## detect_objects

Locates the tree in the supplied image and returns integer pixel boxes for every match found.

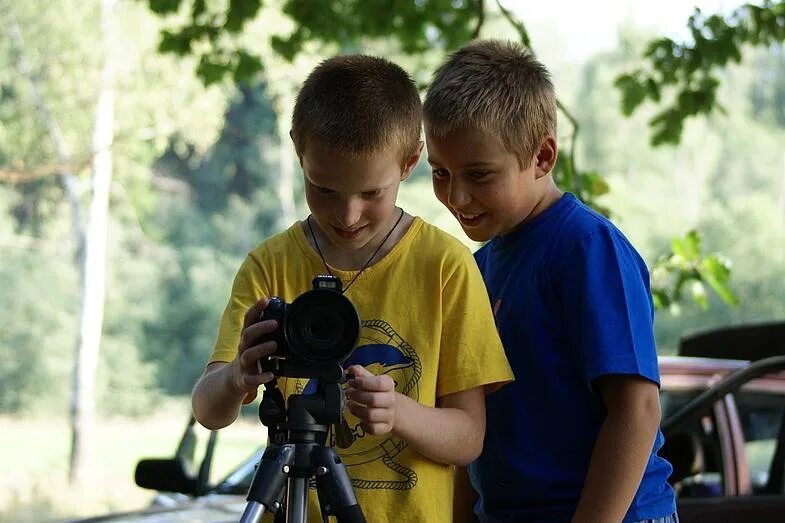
[1,0,228,484]
[4,0,117,485]
[616,1,785,145]
[142,0,745,311]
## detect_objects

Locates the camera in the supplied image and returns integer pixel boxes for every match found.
[260,275,360,381]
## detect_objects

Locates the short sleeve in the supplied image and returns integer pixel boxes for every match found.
[559,228,660,388]
[210,254,270,364]
[436,248,514,398]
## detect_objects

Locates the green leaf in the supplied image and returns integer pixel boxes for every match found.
[671,230,701,261]
[225,0,263,33]
[689,280,709,310]
[698,255,740,306]
[196,55,230,86]
[615,73,649,116]
[147,0,183,15]
[158,30,192,55]
[233,51,264,84]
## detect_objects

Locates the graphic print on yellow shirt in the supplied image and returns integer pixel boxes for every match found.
[287,318,421,491]
[210,218,513,522]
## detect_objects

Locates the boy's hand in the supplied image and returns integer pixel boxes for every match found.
[345,364,396,435]
[230,297,278,402]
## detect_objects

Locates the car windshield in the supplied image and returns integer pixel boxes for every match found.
[734,391,785,492]
[212,448,264,496]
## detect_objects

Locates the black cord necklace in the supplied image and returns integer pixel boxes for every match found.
[306,207,405,294]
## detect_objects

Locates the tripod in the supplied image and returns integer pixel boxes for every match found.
[239,365,366,523]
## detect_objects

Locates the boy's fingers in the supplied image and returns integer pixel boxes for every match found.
[239,341,277,367]
[346,389,394,408]
[350,373,394,392]
[243,371,274,388]
[242,297,270,330]
[346,402,393,434]
[240,319,278,350]
[346,364,371,377]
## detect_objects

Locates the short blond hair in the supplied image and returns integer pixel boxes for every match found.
[292,54,422,164]
[424,39,556,164]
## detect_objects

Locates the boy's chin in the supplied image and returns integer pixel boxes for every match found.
[461,227,493,243]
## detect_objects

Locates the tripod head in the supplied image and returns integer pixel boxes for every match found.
[240,364,365,523]
[259,363,345,447]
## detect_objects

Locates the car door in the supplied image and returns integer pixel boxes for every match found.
[661,356,785,523]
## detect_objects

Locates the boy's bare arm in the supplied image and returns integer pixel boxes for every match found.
[192,362,248,430]
[571,375,662,523]
[346,365,486,466]
[192,298,278,430]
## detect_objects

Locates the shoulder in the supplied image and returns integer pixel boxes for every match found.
[408,218,476,261]
[402,218,481,282]
[555,198,643,263]
[246,222,305,265]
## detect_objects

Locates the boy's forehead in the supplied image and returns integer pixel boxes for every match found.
[302,146,402,191]
[426,130,508,165]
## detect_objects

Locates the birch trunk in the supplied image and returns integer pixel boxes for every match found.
[68,0,116,485]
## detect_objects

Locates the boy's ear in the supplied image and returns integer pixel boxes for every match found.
[534,136,557,178]
[400,141,424,181]
[289,129,303,163]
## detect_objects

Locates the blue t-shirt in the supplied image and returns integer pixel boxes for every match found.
[470,193,675,522]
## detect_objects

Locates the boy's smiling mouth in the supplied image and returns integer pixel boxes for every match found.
[333,224,367,239]
[456,211,485,227]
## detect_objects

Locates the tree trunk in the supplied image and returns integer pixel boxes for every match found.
[68,0,116,486]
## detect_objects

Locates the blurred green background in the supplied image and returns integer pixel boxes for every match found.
[1,0,784,520]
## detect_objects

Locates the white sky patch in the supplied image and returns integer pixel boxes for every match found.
[505,0,744,63]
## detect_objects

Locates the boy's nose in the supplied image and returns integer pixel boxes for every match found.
[447,179,471,208]
[336,199,363,228]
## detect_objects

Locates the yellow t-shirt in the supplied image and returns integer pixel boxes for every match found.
[211,217,513,522]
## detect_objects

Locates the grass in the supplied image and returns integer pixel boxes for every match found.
[0,399,266,522]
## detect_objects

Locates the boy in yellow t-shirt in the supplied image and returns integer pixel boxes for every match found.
[191,54,513,522]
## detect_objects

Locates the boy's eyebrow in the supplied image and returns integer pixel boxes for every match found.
[463,161,496,168]
[427,158,496,169]
[306,176,392,193]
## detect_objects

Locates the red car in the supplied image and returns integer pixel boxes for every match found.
[659,321,785,523]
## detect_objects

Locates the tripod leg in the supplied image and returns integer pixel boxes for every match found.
[239,444,295,523]
[286,476,309,523]
[314,447,366,523]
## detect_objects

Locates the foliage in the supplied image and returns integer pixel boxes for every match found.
[615,1,785,145]
[3,0,784,419]
[650,231,738,312]
[0,188,76,413]
[142,0,481,84]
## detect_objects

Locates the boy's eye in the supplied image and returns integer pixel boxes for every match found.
[431,169,449,180]
[469,171,491,180]
[317,187,335,195]
[362,190,382,199]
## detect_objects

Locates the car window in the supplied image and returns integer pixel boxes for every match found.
[733,390,785,494]
[660,390,724,498]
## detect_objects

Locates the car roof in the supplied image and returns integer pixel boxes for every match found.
[659,355,785,393]
[678,321,785,361]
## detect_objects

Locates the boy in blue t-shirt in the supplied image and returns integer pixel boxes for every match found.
[423,39,678,523]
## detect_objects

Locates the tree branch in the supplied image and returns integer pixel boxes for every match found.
[0,160,92,184]
[496,0,531,50]
[471,0,485,40]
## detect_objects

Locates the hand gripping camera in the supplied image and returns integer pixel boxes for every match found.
[260,275,360,382]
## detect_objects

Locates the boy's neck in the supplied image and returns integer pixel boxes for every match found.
[302,211,413,272]
[507,181,563,236]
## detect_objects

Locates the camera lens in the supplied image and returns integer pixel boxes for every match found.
[286,289,360,362]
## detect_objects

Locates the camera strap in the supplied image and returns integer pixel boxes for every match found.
[306,207,405,294]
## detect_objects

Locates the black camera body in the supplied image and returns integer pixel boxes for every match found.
[260,275,360,382]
